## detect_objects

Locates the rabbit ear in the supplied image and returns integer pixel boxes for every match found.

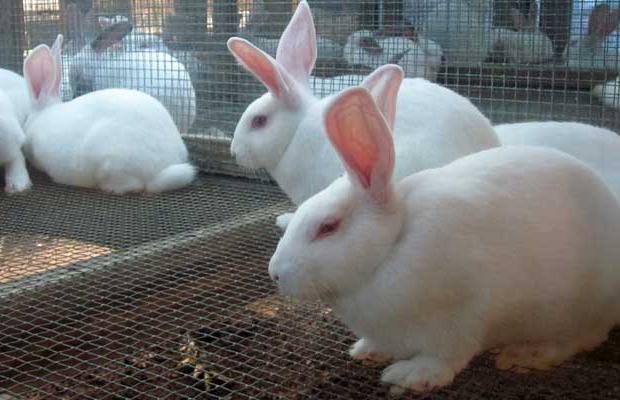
[275,0,316,86]
[228,37,300,109]
[360,64,403,131]
[324,87,395,204]
[50,34,63,100]
[588,4,620,41]
[24,44,59,107]
[90,21,132,52]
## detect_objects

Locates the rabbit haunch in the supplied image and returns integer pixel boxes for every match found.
[270,86,620,393]
[23,34,196,194]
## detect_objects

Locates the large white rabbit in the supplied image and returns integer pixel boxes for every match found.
[23,35,196,194]
[496,121,620,199]
[228,1,499,226]
[69,21,196,133]
[0,69,32,193]
[269,87,620,393]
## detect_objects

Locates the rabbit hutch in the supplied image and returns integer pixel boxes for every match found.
[1,0,620,398]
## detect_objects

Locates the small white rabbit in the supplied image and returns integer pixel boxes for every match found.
[269,86,620,393]
[565,3,620,70]
[69,21,196,133]
[0,69,32,193]
[492,2,554,64]
[496,121,620,199]
[421,0,496,66]
[23,35,196,194]
[228,1,499,226]
[343,30,443,81]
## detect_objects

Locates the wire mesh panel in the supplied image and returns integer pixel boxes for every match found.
[2,0,620,399]
[1,173,619,399]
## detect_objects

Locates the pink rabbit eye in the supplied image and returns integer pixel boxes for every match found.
[314,219,341,241]
[251,115,268,129]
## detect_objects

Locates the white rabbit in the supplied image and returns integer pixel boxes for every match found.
[228,1,499,226]
[569,1,620,62]
[492,2,554,64]
[23,35,196,194]
[98,16,170,54]
[343,30,443,81]
[565,3,620,70]
[0,69,32,193]
[269,86,620,393]
[69,21,196,133]
[496,121,620,199]
[421,0,496,66]
[0,69,31,126]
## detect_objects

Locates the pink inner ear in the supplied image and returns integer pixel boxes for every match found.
[24,47,55,101]
[275,1,316,83]
[228,38,283,98]
[361,65,403,130]
[325,88,395,202]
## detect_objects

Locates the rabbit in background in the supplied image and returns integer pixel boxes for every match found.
[344,29,443,81]
[492,1,555,63]
[22,35,195,194]
[420,0,496,65]
[565,3,620,69]
[97,15,170,54]
[67,21,196,133]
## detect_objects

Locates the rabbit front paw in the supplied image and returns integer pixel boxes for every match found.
[349,338,391,363]
[381,356,455,393]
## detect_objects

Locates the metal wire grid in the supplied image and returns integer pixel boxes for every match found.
[8,0,620,172]
[0,172,619,399]
[2,1,620,399]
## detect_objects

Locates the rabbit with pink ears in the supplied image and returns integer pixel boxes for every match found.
[22,35,196,194]
[228,1,499,228]
[269,86,620,393]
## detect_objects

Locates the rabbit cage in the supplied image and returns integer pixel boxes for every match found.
[1,0,620,398]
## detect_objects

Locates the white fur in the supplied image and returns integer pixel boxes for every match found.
[421,0,495,66]
[270,88,620,392]
[343,30,443,81]
[229,1,499,209]
[23,35,195,195]
[593,77,620,109]
[496,121,620,199]
[0,69,32,193]
[69,25,196,133]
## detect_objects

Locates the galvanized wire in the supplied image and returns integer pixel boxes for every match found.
[2,1,620,399]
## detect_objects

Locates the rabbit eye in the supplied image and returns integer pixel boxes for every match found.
[314,219,341,241]
[251,115,268,129]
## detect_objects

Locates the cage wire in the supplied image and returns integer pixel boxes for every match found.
[2,0,620,399]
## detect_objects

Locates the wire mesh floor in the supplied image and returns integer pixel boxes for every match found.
[1,172,620,399]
